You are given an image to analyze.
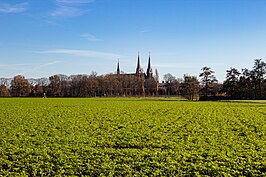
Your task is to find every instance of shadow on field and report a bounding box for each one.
[93,144,169,150]
[220,100,266,104]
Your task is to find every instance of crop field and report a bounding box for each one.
[0,98,266,176]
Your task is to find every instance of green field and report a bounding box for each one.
[0,98,266,176]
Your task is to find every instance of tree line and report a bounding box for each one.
[0,59,265,100]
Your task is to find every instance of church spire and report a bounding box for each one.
[117,59,120,75]
[136,52,141,75]
[146,52,152,78]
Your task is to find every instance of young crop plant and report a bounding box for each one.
[0,98,265,176]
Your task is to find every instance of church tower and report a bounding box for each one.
[146,52,153,78]
[136,53,142,77]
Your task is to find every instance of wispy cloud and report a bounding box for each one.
[154,62,225,69]
[0,62,60,70]
[50,6,86,17]
[35,49,125,60]
[0,61,61,78]
[0,63,36,70]
[20,61,62,76]
[154,63,198,69]
[141,30,150,33]
[81,33,101,42]
[55,0,94,4]
[50,0,94,17]
[32,61,62,71]
[0,2,28,14]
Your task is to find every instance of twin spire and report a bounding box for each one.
[117,52,152,78]
[136,52,152,78]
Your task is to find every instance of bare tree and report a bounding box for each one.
[155,69,159,96]
[10,75,32,97]
[163,73,176,83]
[163,73,179,95]
[48,75,62,96]
[0,85,10,97]
[32,85,44,97]
[179,75,200,100]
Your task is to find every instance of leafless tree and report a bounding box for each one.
[10,75,32,97]
[0,85,10,97]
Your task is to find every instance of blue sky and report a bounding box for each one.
[0,0,266,82]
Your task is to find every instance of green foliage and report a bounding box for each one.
[0,98,266,176]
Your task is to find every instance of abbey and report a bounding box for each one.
[116,53,153,79]
[114,53,157,96]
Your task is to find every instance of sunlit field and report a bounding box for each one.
[0,98,265,176]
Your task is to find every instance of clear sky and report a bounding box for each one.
[0,0,266,82]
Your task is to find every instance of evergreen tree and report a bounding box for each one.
[199,67,217,97]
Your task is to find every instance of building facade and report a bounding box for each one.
[115,53,157,96]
